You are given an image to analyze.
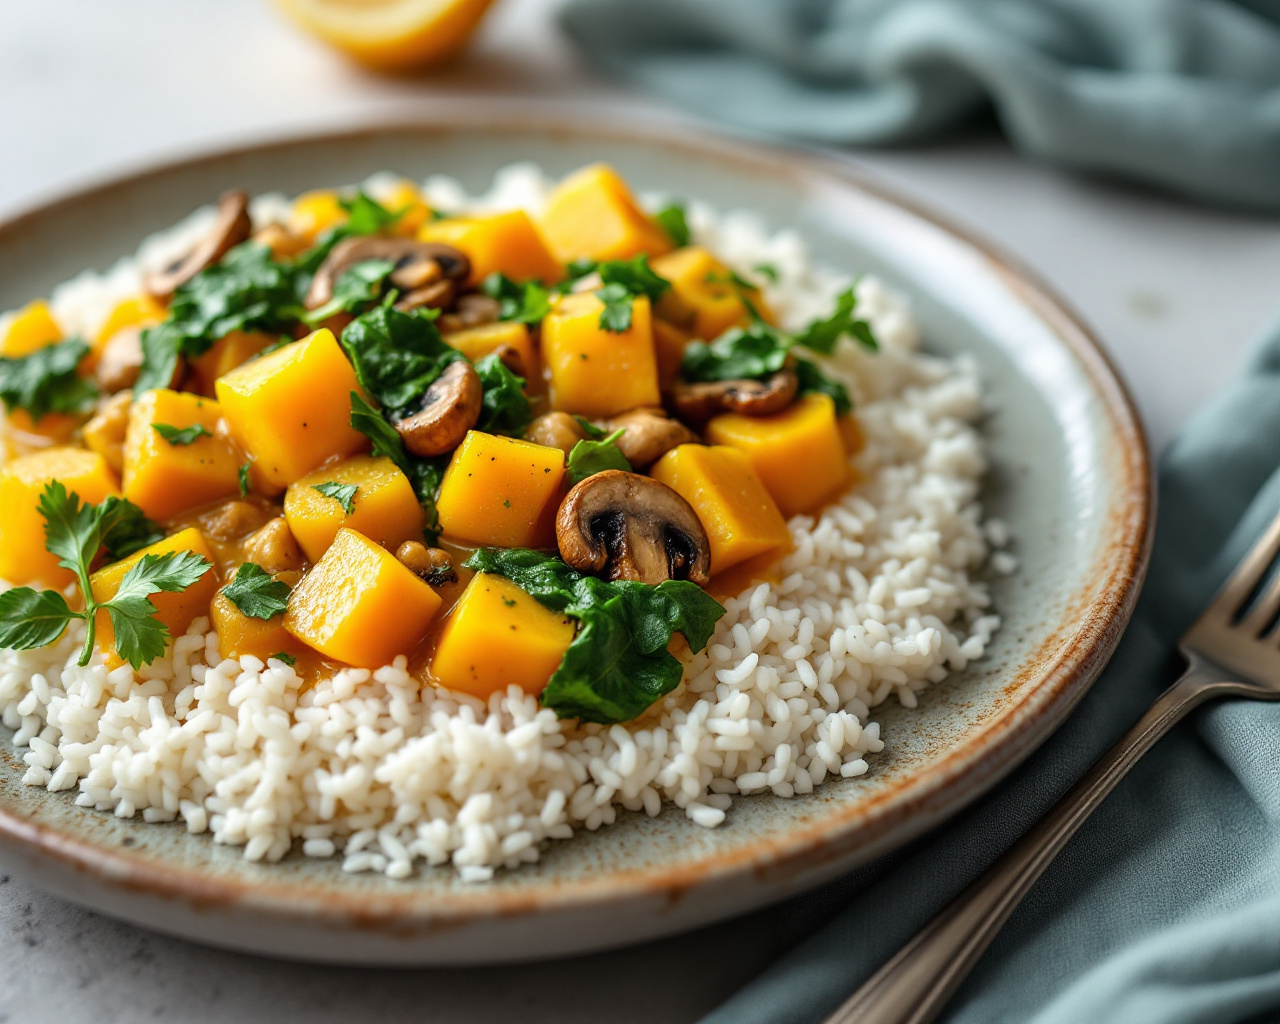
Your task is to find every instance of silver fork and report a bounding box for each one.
[823,508,1280,1024]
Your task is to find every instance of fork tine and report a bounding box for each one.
[1211,508,1280,622]
[1242,568,1280,636]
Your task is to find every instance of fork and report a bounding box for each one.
[822,508,1280,1024]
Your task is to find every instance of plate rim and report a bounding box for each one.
[0,106,1154,929]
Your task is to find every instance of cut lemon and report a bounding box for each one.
[274,0,498,71]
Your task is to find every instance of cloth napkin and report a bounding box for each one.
[559,0,1280,210]
[685,320,1280,1024]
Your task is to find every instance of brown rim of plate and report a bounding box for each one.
[0,108,1154,928]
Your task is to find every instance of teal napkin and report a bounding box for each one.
[688,324,1280,1024]
[559,0,1280,209]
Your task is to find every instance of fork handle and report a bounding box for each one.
[822,657,1260,1024]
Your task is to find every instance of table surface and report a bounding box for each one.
[3,1,1280,1021]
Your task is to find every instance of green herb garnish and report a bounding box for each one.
[271,651,297,667]
[573,416,608,439]
[753,263,779,282]
[97,497,164,561]
[238,462,252,497]
[654,202,690,247]
[311,481,358,515]
[152,422,211,446]
[464,548,724,724]
[481,273,552,325]
[565,429,630,484]
[0,339,98,421]
[0,483,211,669]
[474,352,530,436]
[792,286,877,354]
[594,256,671,333]
[222,562,291,620]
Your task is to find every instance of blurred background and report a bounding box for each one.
[3,2,1280,1021]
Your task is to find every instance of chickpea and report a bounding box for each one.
[243,517,304,573]
[81,390,133,474]
[199,500,273,543]
[525,412,586,457]
[395,541,456,586]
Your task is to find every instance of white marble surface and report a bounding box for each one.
[3,1,1280,1021]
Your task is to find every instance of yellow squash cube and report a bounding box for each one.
[190,330,274,395]
[705,394,850,517]
[122,389,243,521]
[442,321,539,383]
[90,293,166,367]
[541,292,660,417]
[288,189,346,241]
[378,179,432,237]
[284,455,424,564]
[435,431,565,548]
[430,573,575,700]
[538,164,672,264]
[284,528,442,668]
[0,448,119,586]
[650,246,771,340]
[90,527,220,666]
[211,590,306,663]
[1,299,63,357]
[651,444,791,574]
[215,328,367,493]
[420,209,562,286]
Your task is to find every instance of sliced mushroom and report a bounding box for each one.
[145,190,252,298]
[94,327,145,393]
[526,412,587,456]
[594,407,698,469]
[243,517,305,573]
[557,470,711,587]
[395,541,457,586]
[667,368,798,425]
[394,278,455,314]
[437,293,502,334]
[395,360,482,457]
[305,237,469,310]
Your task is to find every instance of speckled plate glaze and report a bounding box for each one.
[0,108,1152,965]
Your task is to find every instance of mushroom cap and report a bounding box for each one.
[394,359,483,458]
[145,190,252,299]
[667,368,799,425]
[305,237,470,309]
[557,470,711,587]
[595,407,699,469]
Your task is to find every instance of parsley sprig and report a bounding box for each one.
[312,481,358,515]
[0,484,211,669]
[152,422,211,446]
[222,562,291,620]
[566,429,630,484]
[595,256,671,333]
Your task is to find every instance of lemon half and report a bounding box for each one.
[275,0,499,71]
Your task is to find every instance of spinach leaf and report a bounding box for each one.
[565,429,630,484]
[474,352,530,435]
[137,242,304,392]
[340,304,464,421]
[680,323,791,382]
[349,391,448,542]
[794,357,852,415]
[464,548,725,724]
[301,258,396,324]
[0,339,98,421]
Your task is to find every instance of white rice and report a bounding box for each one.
[0,166,1007,879]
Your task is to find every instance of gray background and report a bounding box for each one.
[2,0,1278,1020]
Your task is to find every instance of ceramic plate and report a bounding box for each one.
[0,109,1152,964]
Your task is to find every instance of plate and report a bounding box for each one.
[0,108,1152,964]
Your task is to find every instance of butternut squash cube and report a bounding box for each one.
[379,178,432,237]
[190,330,274,395]
[705,394,850,517]
[211,590,306,663]
[650,246,771,341]
[541,292,660,417]
[538,164,672,264]
[431,573,575,700]
[0,447,119,586]
[90,527,220,667]
[442,321,539,383]
[122,389,243,521]
[420,209,563,287]
[1,299,62,357]
[215,328,367,493]
[435,431,565,548]
[653,318,693,388]
[651,444,791,574]
[284,528,442,668]
[284,455,424,564]
[90,293,166,367]
[288,189,346,241]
